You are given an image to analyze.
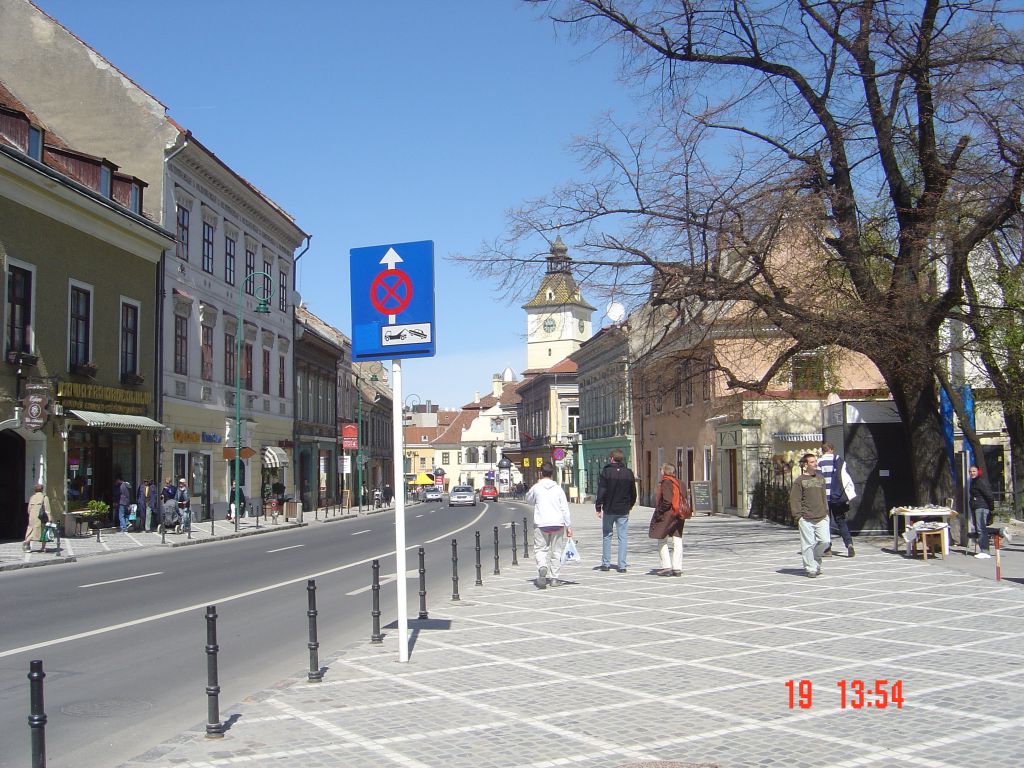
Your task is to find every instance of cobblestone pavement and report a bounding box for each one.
[118,508,1024,768]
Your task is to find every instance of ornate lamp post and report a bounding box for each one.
[233,271,274,533]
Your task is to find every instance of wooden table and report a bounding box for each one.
[890,506,956,557]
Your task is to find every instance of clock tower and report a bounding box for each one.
[523,237,595,370]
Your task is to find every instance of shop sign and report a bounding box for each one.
[201,432,222,443]
[21,383,50,432]
[56,380,150,415]
[341,423,358,450]
[174,429,201,443]
[278,439,294,449]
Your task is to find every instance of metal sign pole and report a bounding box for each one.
[392,359,409,662]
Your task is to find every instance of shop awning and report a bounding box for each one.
[69,410,165,431]
[411,472,435,486]
[223,446,257,460]
[262,446,290,468]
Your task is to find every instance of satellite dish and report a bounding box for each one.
[606,301,626,323]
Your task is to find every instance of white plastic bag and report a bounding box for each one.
[561,537,582,565]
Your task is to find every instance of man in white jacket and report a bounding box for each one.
[818,442,858,557]
[526,461,573,589]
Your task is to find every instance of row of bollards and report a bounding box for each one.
[26,519,533,763]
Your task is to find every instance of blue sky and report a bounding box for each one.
[32,0,635,408]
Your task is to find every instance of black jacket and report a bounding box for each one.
[595,462,637,515]
[969,474,994,511]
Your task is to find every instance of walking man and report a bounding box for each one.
[176,478,191,533]
[818,442,858,557]
[23,483,47,552]
[790,453,829,578]
[227,480,246,522]
[968,464,995,559]
[595,447,637,572]
[527,461,572,589]
[115,476,131,533]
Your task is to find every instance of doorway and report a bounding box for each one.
[0,431,26,540]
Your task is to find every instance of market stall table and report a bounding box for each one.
[890,505,956,557]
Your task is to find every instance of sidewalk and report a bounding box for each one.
[119,505,1024,768]
[0,502,405,572]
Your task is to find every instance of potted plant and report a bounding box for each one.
[71,361,98,378]
[81,499,110,528]
[121,371,145,386]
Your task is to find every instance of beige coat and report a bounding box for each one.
[24,491,47,545]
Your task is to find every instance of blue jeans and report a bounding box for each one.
[602,513,629,569]
[799,516,830,574]
[971,507,991,551]
[829,502,853,548]
[117,504,128,532]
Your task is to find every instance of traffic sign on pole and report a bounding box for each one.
[350,240,435,361]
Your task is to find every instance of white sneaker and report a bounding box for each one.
[975,552,992,559]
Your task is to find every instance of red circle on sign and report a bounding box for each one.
[370,270,413,315]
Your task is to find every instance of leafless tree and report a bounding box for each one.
[469,0,1024,504]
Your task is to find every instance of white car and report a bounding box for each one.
[424,488,443,502]
[448,485,476,507]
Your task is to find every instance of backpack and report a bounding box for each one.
[828,455,849,504]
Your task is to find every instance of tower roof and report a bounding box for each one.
[522,237,596,311]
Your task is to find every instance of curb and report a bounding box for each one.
[159,521,308,547]
[0,554,78,572]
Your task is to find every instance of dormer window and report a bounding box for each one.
[129,182,141,213]
[27,127,42,161]
[99,165,112,198]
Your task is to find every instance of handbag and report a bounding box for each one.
[38,498,48,523]
[560,537,582,565]
[128,503,138,522]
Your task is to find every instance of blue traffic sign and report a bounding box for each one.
[350,240,436,361]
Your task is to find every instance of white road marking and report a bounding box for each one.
[415,514,423,518]
[351,529,371,536]
[78,572,163,589]
[0,511,493,658]
[266,544,305,553]
[346,570,418,596]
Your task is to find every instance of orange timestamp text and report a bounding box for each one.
[785,679,905,710]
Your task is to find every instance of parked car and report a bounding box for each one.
[479,485,498,501]
[424,488,443,502]
[448,485,476,507]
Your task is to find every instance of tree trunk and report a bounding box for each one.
[1003,403,1024,516]
[885,371,954,506]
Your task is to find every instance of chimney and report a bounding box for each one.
[492,374,502,398]
[474,391,480,403]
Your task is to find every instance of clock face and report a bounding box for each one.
[542,318,556,333]
[578,320,585,333]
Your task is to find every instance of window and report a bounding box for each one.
[129,183,140,213]
[176,205,189,261]
[262,348,271,394]
[279,270,288,312]
[441,452,450,465]
[263,260,272,299]
[173,315,188,375]
[201,325,213,381]
[245,247,256,294]
[6,265,32,354]
[120,302,139,375]
[224,236,236,285]
[27,126,42,161]
[419,457,426,469]
[224,333,236,385]
[567,406,579,434]
[279,354,286,397]
[674,364,683,407]
[792,352,825,391]
[509,417,518,442]
[684,359,694,405]
[703,353,713,400]
[69,285,91,366]
[242,343,253,390]
[99,165,111,198]
[202,221,214,274]
[642,379,651,416]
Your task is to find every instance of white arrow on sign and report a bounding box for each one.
[379,248,404,324]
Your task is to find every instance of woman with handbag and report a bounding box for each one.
[648,463,691,576]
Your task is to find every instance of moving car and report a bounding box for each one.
[424,488,443,502]
[448,485,476,507]
[479,485,498,501]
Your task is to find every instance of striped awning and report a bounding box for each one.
[772,432,823,442]
[262,446,290,468]
[69,410,165,431]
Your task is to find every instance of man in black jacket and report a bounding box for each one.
[968,464,995,559]
[595,448,637,572]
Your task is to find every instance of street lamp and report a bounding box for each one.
[234,271,273,533]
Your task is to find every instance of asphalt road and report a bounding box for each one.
[0,499,532,768]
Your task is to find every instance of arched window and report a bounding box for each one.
[465,447,479,464]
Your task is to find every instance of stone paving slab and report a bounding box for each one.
[117,509,1024,768]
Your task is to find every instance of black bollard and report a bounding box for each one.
[451,538,460,601]
[204,606,224,738]
[254,503,259,529]
[474,530,483,586]
[370,559,384,644]
[493,526,500,575]
[160,521,166,545]
[54,526,61,558]
[96,523,100,543]
[28,659,46,768]
[511,521,518,566]
[417,547,429,620]
[523,516,529,558]
[306,580,322,682]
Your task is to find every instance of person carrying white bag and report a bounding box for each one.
[527,461,573,590]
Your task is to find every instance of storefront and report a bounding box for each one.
[296,437,337,511]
